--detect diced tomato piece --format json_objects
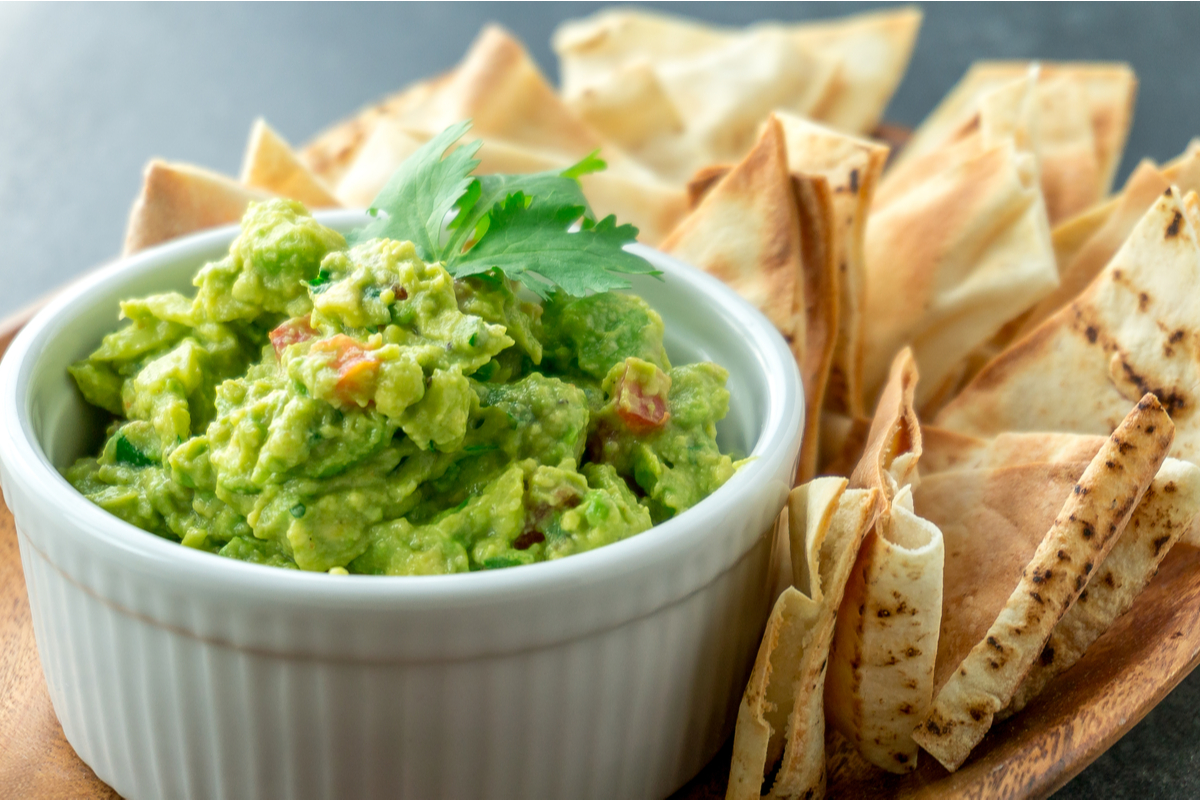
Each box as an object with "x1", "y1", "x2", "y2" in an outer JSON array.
[
  {"x1": 269, "y1": 316, "x2": 318, "y2": 356},
  {"x1": 614, "y1": 366, "x2": 670, "y2": 434},
  {"x1": 310, "y1": 334, "x2": 380, "y2": 406}
]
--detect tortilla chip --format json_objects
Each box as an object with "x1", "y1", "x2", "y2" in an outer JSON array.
[
  {"x1": 775, "y1": 112, "x2": 889, "y2": 418},
  {"x1": 825, "y1": 350, "x2": 945, "y2": 773},
  {"x1": 662, "y1": 116, "x2": 802, "y2": 338},
  {"x1": 240, "y1": 119, "x2": 339, "y2": 209},
  {"x1": 1003, "y1": 457, "x2": 1200, "y2": 717},
  {"x1": 893, "y1": 61, "x2": 1137, "y2": 218},
  {"x1": 335, "y1": 121, "x2": 687, "y2": 246},
  {"x1": 913, "y1": 395, "x2": 1173, "y2": 771},
  {"x1": 300, "y1": 73, "x2": 451, "y2": 187},
  {"x1": 728, "y1": 478, "x2": 878, "y2": 800},
  {"x1": 784, "y1": 7, "x2": 924, "y2": 134},
  {"x1": 123, "y1": 160, "x2": 273, "y2": 255},
  {"x1": 864, "y1": 75, "x2": 1057, "y2": 412},
  {"x1": 936, "y1": 188, "x2": 1200, "y2": 467}
]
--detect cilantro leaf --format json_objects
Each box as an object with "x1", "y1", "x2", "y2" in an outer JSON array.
[
  {"x1": 561, "y1": 150, "x2": 607, "y2": 180},
  {"x1": 350, "y1": 121, "x2": 660, "y2": 298},
  {"x1": 443, "y1": 167, "x2": 593, "y2": 259},
  {"x1": 346, "y1": 120, "x2": 480, "y2": 258},
  {"x1": 450, "y1": 192, "x2": 659, "y2": 299}
]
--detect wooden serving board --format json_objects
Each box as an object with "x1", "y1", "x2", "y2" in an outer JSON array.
[{"x1": 4, "y1": 305, "x2": 1200, "y2": 800}]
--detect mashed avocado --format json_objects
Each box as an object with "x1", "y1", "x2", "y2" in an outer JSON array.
[{"x1": 66, "y1": 199, "x2": 737, "y2": 575}]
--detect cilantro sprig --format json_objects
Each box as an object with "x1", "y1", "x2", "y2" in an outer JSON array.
[{"x1": 347, "y1": 120, "x2": 660, "y2": 298}]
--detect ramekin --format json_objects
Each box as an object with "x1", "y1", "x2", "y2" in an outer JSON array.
[{"x1": 0, "y1": 211, "x2": 803, "y2": 800}]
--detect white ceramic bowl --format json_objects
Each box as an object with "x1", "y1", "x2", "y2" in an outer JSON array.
[{"x1": 0, "y1": 211, "x2": 803, "y2": 800}]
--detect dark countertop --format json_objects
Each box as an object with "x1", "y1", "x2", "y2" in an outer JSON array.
[{"x1": 1, "y1": 3, "x2": 1197, "y2": 797}]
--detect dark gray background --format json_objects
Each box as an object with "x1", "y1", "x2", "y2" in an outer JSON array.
[{"x1": 1, "y1": 3, "x2": 1197, "y2": 797}]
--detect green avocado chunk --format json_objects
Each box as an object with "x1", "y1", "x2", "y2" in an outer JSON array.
[{"x1": 65, "y1": 199, "x2": 737, "y2": 574}]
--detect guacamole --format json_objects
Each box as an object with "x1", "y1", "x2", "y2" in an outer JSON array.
[{"x1": 65, "y1": 199, "x2": 737, "y2": 575}]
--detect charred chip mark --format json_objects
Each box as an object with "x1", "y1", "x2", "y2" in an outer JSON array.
[
  {"x1": 1057, "y1": 549, "x2": 1070, "y2": 561},
  {"x1": 986, "y1": 636, "x2": 1003, "y2": 652},
  {"x1": 849, "y1": 168, "x2": 860, "y2": 193},
  {"x1": 924, "y1": 718, "x2": 950, "y2": 736},
  {"x1": 905, "y1": 646, "x2": 921, "y2": 658},
  {"x1": 898, "y1": 702, "x2": 915, "y2": 715},
  {"x1": 894, "y1": 753, "x2": 909, "y2": 764},
  {"x1": 1167, "y1": 210, "x2": 1184, "y2": 238},
  {"x1": 1030, "y1": 591, "x2": 1045, "y2": 604},
  {"x1": 1154, "y1": 535, "x2": 1172, "y2": 555},
  {"x1": 1080, "y1": 521, "x2": 1095, "y2": 539},
  {"x1": 1040, "y1": 646, "x2": 1055, "y2": 666},
  {"x1": 1085, "y1": 325, "x2": 1099, "y2": 344},
  {"x1": 1139, "y1": 292, "x2": 1151, "y2": 311}
]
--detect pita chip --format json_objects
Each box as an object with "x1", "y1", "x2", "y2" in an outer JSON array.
[
  {"x1": 123, "y1": 160, "x2": 273, "y2": 255},
  {"x1": 913, "y1": 396, "x2": 1174, "y2": 771},
  {"x1": 784, "y1": 6, "x2": 923, "y2": 134},
  {"x1": 818, "y1": 412, "x2": 872, "y2": 479},
  {"x1": 775, "y1": 112, "x2": 889, "y2": 418},
  {"x1": 936, "y1": 188, "x2": 1200, "y2": 467},
  {"x1": 1016, "y1": 141, "x2": 1200, "y2": 339},
  {"x1": 663, "y1": 117, "x2": 803, "y2": 340},
  {"x1": 825, "y1": 350, "x2": 946, "y2": 773},
  {"x1": 1003, "y1": 456, "x2": 1200, "y2": 717},
  {"x1": 655, "y1": 29, "x2": 839, "y2": 167},
  {"x1": 791, "y1": 174, "x2": 839, "y2": 483},
  {"x1": 916, "y1": 427, "x2": 1200, "y2": 732},
  {"x1": 553, "y1": 8, "x2": 729, "y2": 99},
  {"x1": 863, "y1": 74, "x2": 1057, "y2": 412},
  {"x1": 555, "y1": 6, "x2": 920, "y2": 137},
  {"x1": 920, "y1": 428, "x2": 1107, "y2": 476},
  {"x1": 300, "y1": 72, "x2": 451, "y2": 187},
  {"x1": 565, "y1": 60, "x2": 686, "y2": 158},
  {"x1": 335, "y1": 121, "x2": 687, "y2": 245},
  {"x1": 666, "y1": 118, "x2": 838, "y2": 481},
  {"x1": 334, "y1": 121, "x2": 428, "y2": 208},
  {"x1": 727, "y1": 478, "x2": 877, "y2": 800},
  {"x1": 1031, "y1": 75, "x2": 1104, "y2": 223},
  {"x1": 398, "y1": 25, "x2": 605, "y2": 162},
  {"x1": 240, "y1": 119, "x2": 339, "y2": 209},
  {"x1": 893, "y1": 61, "x2": 1137, "y2": 215},
  {"x1": 1052, "y1": 194, "x2": 1120, "y2": 269}
]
